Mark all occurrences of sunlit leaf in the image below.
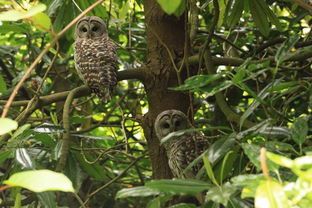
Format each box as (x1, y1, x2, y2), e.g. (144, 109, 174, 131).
(266, 152, 293, 169)
(4, 170, 75, 192)
(255, 180, 290, 208)
(0, 118, 18, 135)
(30, 12, 51, 31)
(0, 4, 47, 21)
(157, 0, 183, 15)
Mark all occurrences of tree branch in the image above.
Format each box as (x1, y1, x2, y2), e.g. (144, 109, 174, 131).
(55, 86, 87, 172)
(0, 67, 146, 107)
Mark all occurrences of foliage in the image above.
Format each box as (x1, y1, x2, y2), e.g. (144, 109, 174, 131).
(0, 0, 311, 207)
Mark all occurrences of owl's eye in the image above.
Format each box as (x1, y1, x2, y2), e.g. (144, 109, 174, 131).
(81, 27, 88, 33)
(162, 123, 170, 129)
(92, 26, 98, 32)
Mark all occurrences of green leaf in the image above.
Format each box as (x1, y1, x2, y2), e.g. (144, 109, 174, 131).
(255, 180, 290, 208)
(207, 137, 236, 164)
(0, 118, 18, 135)
(72, 152, 107, 181)
(0, 4, 47, 21)
(231, 174, 265, 198)
(256, 0, 283, 31)
(205, 182, 237, 206)
(248, 0, 270, 36)
(170, 74, 222, 91)
(275, 36, 300, 65)
(30, 12, 51, 31)
(157, 0, 183, 15)
(47, 0, 64, 16)
(293, 155, 312, 170)
(173, 0, 186, 17)
(266, 152, 293, 169)
(214, 149, 239, 183)
(160, 128, 201, 145)
(226, 0, 244, 27)
(4, 169, 75, 192)
(146, 179, 212, 195)
(290, 115, 309, 146)
(0, 150, 13, 165)
(11, 124, 31, 139)
(116, 186, 159, 198)
(0, 74, 7, 94)
(203, 154, 218, 186)
(242, 143, 279, 172)
(239, 81, 273, 128)
(147, 195, 173, 208)
(37, 192, 57, 208)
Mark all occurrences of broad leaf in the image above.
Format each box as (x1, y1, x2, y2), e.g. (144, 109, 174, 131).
(4, 169, 75, 192)
(255, 180, 290, 208)
(0, 118, 18, 135)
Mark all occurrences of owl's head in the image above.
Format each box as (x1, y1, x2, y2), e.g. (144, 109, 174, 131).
(154, 109, 190, 141)
(75, 16, 107, 39)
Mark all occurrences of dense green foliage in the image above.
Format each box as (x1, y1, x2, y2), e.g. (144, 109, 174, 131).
(0, 0, 311, 207)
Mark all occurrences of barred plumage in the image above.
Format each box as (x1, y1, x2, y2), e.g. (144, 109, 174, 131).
(154, 110, 209, 179)
(74, 16, 117, 102)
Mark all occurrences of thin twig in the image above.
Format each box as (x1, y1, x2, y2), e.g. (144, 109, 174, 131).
(82, 154, 146, 206)
(260, 148, 269, 178)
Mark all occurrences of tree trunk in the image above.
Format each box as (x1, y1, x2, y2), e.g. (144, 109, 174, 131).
(142, 0, 189, 179)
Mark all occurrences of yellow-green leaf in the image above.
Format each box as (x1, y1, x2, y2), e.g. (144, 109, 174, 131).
(255, 180, 290, 208)
(0, 3, 46, 21)
(0, 118, 18, 135)
(4, 170, 74, 193)
(157, 0, 182, 15)
(29, 12, 51, 31)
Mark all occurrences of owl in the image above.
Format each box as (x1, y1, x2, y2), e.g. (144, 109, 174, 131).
(154, 109, 209, 179)
(74, 16, 117, 102)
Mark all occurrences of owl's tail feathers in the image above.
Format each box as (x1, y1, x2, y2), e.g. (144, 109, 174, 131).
(92, 88, 111, 103)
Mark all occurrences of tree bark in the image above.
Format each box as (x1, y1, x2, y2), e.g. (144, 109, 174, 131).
(142, 0, 189, 179)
